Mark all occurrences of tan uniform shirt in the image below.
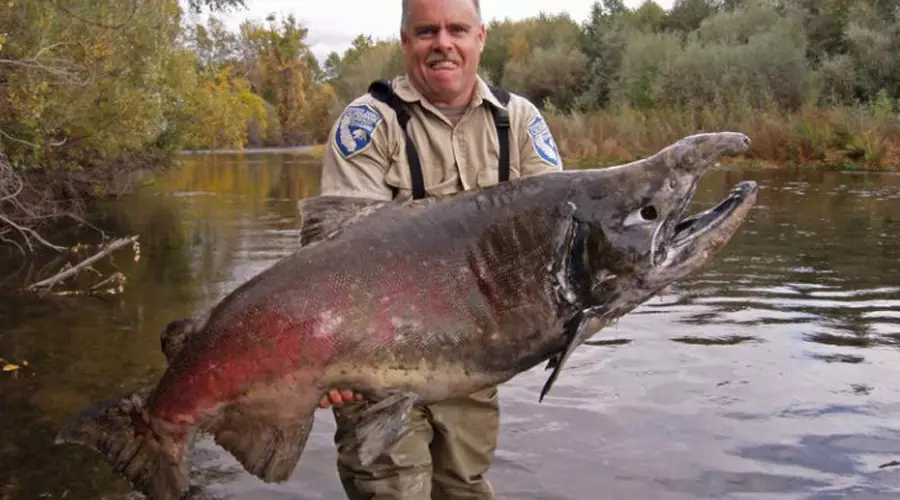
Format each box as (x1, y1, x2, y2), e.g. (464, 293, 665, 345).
(319, 74, 563, 201)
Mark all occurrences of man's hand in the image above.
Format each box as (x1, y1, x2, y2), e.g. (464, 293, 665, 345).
(319, 388, 367, 408)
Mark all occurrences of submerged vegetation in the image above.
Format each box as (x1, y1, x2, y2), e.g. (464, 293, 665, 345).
(1, 0, 900, 256)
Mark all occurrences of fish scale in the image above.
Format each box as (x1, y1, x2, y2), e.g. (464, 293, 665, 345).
(55, 132, 758, 500)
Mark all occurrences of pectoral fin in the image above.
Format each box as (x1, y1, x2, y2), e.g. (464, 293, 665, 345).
(540, 311, 606, 402)
(354, 391, 420, 466)
(298, 195, 391, 246)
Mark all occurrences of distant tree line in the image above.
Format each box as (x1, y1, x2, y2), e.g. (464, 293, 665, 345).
(324, 0, 900, 114)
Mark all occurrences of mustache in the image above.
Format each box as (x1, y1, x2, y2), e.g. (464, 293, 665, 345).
(426, 52, 460, 65)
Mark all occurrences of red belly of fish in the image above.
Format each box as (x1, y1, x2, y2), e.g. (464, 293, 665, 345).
(150, 307, 336, 425)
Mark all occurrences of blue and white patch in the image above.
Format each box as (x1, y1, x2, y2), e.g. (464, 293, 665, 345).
(334, 104, 383, 158)
(527, 115, 561, 167)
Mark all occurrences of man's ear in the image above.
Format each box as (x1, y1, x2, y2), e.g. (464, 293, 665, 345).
(478, 23, 486, 51)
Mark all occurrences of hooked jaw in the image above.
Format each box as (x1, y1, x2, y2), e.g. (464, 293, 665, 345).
(651, 179, 758, 283)
(649, 132, 753, 269)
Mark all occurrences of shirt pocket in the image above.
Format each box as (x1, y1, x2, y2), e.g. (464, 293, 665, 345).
(475, 157, 520, 187)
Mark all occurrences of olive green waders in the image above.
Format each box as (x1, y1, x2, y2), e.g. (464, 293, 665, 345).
(332, 386, 499, 500)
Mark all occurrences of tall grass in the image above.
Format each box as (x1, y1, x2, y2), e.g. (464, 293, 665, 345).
(533, 2, 900, 171)
(545, 102, 900, 171)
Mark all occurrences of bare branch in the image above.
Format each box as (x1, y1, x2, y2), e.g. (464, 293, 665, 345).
(0, 57, 80, 78)
(0, 40, 91, 86)
(0, 128, 67, 149)
(0, 154, 71, 253)
(48, 0, 140, 30)
(25, 235, 139, 291)
(0, 232, 27, 259)
(0, 212, 66, 252)
(0, 172, 23, 202)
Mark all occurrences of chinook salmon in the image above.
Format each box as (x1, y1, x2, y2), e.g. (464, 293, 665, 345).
(56, 132, 758, 499)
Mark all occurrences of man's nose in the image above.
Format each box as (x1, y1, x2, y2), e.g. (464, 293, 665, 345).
(434, 28, 454, 51)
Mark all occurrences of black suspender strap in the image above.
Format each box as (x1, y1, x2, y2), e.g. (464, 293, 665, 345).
(368, 80, 426, 200)
(404, 133, 426, 200)
(367, 79, 512, 199)
(488, 85, 511, 183)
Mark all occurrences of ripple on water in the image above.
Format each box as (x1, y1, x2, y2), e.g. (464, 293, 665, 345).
(3, 162, 900, 499)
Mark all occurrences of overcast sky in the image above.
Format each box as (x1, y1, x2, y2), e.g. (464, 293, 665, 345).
(208, 0, 674, 62)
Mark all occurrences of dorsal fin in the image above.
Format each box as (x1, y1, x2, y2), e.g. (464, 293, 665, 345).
(298, 195, 391, 246)
(159, 316, 205, 364)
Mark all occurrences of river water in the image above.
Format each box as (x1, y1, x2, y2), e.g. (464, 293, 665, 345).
(1, 151, 899, 499)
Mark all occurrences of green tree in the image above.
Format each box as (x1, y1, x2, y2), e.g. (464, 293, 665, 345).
(502, 45, 589, 110)
(627, 0, 668, 32)
(239, 14, 314, 145)
(663, 0, 719, 33)
(0, 0, 251, 253)
(577, 1, 632, 109)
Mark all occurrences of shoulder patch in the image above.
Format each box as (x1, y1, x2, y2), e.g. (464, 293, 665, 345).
(334, 103, 383, 158)
(527, 115, 561, 167)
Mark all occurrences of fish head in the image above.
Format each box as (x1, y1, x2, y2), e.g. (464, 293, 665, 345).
(579, 132, 758, 309)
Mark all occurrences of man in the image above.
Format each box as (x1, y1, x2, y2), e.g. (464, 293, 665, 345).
(314, 0, 564, 498)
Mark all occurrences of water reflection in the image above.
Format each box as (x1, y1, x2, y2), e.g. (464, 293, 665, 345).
(1, 155, 900, 499)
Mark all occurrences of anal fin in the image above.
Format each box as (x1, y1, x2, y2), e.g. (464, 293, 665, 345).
(354, 391, 419, 467)
(213, 404, 316, 483)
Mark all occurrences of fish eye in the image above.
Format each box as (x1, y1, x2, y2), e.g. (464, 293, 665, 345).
(640, 205, 658, 221)
(622, 204, 660, 227)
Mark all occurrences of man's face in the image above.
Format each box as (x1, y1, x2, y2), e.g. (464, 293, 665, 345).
(401, 0, 485, 106)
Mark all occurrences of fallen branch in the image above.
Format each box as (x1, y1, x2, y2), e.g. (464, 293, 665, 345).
(0, 212, 67, 252)
(0, 153, 97, 257)
(25, 235, 139, 292)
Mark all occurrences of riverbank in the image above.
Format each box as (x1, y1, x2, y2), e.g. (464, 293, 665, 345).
(180, 145, 321, 156)
(4, 104, 897, 261)
(545, 104, 900, 171)
(176, 107, 900, 173)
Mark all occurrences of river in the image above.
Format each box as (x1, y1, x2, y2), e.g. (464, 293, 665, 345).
(1, 151, 899, 499)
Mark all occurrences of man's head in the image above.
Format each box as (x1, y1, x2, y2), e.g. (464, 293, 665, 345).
(400, 0, 485, 107)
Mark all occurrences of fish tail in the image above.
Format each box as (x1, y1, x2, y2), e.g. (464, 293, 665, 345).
(55, 387, 191, 500)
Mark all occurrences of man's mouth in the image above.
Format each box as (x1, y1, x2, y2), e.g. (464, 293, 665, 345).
(428, 60, 459, 70)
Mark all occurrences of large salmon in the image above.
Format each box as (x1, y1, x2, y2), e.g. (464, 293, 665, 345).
(55, 132, 759, 499)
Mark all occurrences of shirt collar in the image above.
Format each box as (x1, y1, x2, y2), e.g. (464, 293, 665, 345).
(392, 74, 505, 110)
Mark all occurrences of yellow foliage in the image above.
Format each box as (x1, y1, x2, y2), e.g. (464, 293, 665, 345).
(239, 15, 313, 146)
(181, 65, 269, 150)
(508, 32, 530, 62)
(303, 83, 339, 143)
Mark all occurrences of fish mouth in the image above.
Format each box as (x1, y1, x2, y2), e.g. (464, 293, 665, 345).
(673, 181, 757, 245)
(656, 180, 759, 269)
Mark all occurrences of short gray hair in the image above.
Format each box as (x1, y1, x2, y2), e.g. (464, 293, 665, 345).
(401, 0, 482, 32)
